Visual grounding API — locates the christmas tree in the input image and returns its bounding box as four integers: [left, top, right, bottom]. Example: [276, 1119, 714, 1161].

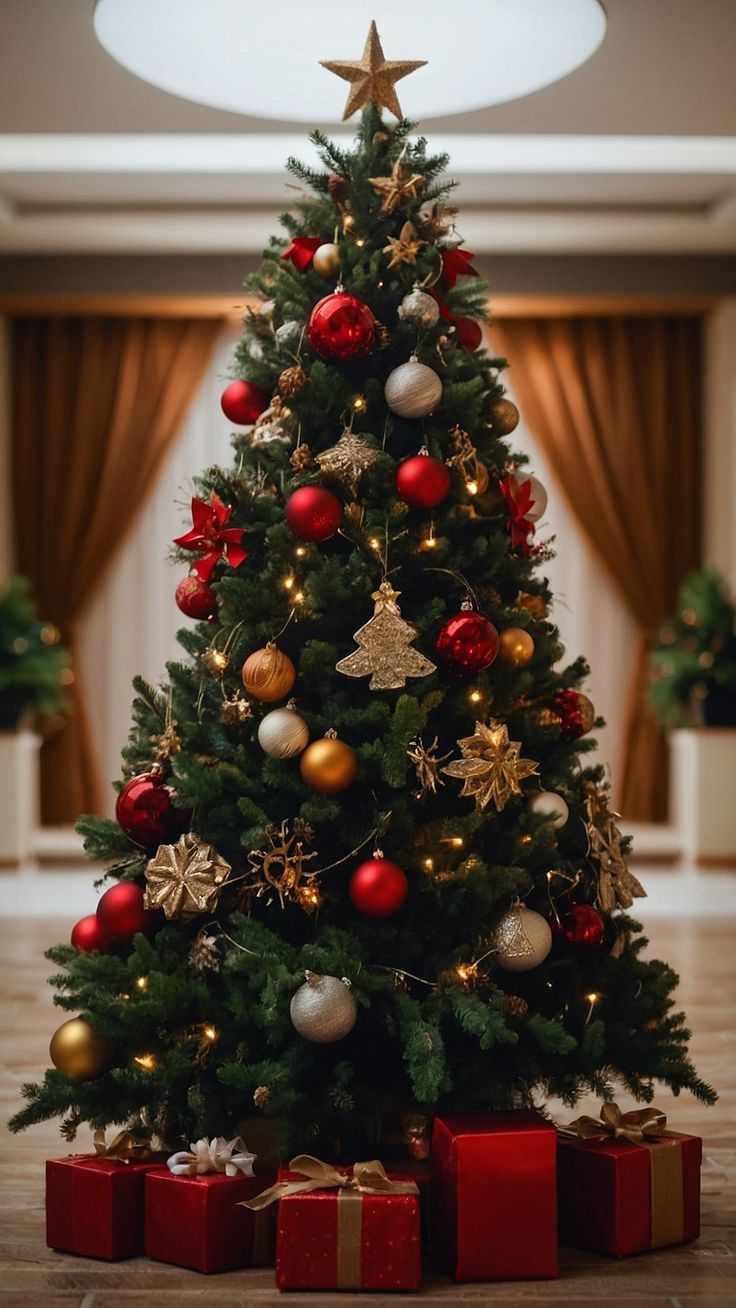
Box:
[11, 25, 714, 1157]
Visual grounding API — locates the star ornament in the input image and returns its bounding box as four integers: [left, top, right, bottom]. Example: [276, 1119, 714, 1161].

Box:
[383, 221, 425, 270]
[144, 833, 232, 919]
[369, 157, 424, 215]
[443, 719, 539, 813]
[321, 20, 426, 122]
[316, 432, 380, 499]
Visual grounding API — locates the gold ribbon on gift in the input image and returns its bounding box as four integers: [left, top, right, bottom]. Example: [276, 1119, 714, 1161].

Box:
[92, 1128, 157, 1164]
[243, 1155, 418, 1290]
[561, 1101, 684, 1249]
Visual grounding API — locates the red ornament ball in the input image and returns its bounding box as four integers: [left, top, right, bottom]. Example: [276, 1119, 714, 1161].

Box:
[96, 881, 159, 943]
[220, 380, 269, 426]
[115, 771, 189, 848]
[395, 454, 451, 510]
[436, 610, 500, 674]
[454, 317, 483, 352]
[551, 689, 595, 739]
[349, 858, 408, 918]
[175, 574, 217, 621]
[286, 485, 343, 542]
[307, 292, 375, 361]
[554, 903, 606, 950]
[71, 914, 113, 954]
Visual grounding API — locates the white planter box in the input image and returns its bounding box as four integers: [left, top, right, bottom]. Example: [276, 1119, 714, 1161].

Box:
[0, 730, 41, 867]
[670, 728, 736, 867]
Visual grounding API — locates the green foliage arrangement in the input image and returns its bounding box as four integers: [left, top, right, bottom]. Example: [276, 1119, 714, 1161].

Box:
[649, 569, 736, 727]
[0, 575, 69, 729]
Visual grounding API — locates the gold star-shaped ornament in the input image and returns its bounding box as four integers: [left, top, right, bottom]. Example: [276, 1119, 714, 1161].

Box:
[443, 719, 538, 813]
[369, 157, 424, 215]
[383, 221, 425, 270]
[321, 20, 426, 121]
[144, 833, 232, 919]
[316, 433, 380, 499]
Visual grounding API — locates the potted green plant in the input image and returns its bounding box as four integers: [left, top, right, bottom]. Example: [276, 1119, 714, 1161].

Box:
[649, 568, 736, 728]
[0, 576, 69, 729]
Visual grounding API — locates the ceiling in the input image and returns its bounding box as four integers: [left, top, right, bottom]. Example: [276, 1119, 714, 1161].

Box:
[0, 0, 735, 257]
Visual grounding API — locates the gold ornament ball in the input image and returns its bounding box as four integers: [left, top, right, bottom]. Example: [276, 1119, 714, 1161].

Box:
[313, 243, 342, 279]
[498, 627, 535, 667]
[489, 398, 520, 434]
[300, 736, 358, 794]
[491, 905, 552, 973]
[242, 645, 296, 703]
[290, 973, 358, 1044]
[49, 1016, 114, 1081]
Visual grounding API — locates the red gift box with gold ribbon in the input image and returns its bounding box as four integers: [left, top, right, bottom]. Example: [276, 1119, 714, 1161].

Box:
[244, 1155, 421, 1292]
[46, 1131, 163, 1260]
[557, 1102, 702, 1257]
[430, 1111, 558, 1281]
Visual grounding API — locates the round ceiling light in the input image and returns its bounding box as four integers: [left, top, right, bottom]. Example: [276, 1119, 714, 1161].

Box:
[94, 0, 606, 124]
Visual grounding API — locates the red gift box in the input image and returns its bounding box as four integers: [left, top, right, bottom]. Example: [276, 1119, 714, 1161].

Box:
[46, 1154, 161, 1260]
[430, 1111, 558, 1281]
[558, 1118, 702, 1257]
[251, 1158, 421, 1291]
[144, 1167, 274, 1273]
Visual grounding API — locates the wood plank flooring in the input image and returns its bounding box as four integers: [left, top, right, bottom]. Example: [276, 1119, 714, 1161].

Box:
[1, 916, 734, 1306]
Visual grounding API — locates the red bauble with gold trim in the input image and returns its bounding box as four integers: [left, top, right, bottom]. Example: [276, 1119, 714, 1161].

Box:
[175, 574, 217, 621]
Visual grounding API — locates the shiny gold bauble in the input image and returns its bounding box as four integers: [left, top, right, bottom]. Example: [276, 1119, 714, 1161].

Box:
[517, 591, 547, 621]
[489, 398, 520, 434]
[490, 905, 552, 973]
[300, 735, 358, 794]
[242, 644, 296, 703]
[49, 1016, 114, 1081]
[498, 627, 535, 667]
[313, 243, 342, 279]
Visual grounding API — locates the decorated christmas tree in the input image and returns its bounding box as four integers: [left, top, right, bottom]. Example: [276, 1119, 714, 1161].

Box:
[11, 25, 714, 1160]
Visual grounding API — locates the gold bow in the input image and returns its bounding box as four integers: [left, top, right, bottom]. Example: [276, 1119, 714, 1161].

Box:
[563, 1101, 667, 1146]
[93, 1129, 156, 1164]
[243, 1154, 418, 1210]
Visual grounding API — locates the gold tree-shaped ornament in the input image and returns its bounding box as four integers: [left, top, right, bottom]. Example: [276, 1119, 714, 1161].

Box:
[336, 580, 436, 691]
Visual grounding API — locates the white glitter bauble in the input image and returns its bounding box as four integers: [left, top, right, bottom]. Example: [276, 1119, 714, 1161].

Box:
[290, 973, 358, 1043]
[527, 791, 569, 828]
[398, 287, 440, 331]
[490, 905, 552, 973]
[512, 472, 548, 523]
[257, 707, 309, 759]
[384, 359, 443, 419]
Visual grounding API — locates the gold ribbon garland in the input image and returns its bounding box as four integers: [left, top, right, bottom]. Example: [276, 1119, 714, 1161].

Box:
[243, 1155, 418, 1290]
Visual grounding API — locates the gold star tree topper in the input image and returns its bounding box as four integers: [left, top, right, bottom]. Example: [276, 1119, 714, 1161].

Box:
[443, 719, 539, 813]
[321, 20, 426, 121]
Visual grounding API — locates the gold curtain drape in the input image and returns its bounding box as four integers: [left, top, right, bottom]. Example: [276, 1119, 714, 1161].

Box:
[490, 315, 703, 821]
[12, 316, 223, 824]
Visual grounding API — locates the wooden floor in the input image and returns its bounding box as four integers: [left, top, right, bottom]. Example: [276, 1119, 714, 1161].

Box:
[1, 917, 734, 1307]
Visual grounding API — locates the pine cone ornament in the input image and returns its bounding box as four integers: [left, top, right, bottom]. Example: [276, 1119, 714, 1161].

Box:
[279, 365, 307, 397]
[188, 930, 222, 976]
[503, 993, 529, 1020]
[253, 1085, 271, 1109]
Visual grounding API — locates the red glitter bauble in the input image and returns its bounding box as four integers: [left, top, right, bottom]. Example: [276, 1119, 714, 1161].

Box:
[286, 485, 343, 542]
[175, 574, 216, 621]
[307, 292, 375, 361]
[115, 771, 189, 848]
[71, 914, 113, 954]
[96, 881, 159, 943]
[551, 689, 595, 739]
[395, 454, 451, 509]
[220, 380, 269, 426]
[436, 611, 500, 674]
[349, 858, 408, 918]
[554, 903, 606, 950]
[455, 317, 483, 352]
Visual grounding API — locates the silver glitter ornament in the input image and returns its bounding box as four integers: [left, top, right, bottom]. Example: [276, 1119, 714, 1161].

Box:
[489, 904, 552, 973]
[398, 285, 440, 331]
[289, 972, 358, 1043]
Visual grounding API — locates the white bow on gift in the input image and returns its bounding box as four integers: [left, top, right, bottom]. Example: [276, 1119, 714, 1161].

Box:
[167, 1136, 256, 1178]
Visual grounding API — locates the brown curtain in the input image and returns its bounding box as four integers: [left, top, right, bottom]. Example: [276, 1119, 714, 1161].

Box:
[12, 316, 223, 824]
[490, 316, 703, 821]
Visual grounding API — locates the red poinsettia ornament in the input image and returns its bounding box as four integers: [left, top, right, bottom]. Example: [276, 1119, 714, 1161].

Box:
[173, 492, 247, 582]
[499, 476, 536, 556]
[281, 236, 323, 272]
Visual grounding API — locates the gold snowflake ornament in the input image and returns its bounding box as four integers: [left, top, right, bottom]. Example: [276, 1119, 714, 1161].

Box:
[443, 719, 539, 813]
[144, 833, 232, 919]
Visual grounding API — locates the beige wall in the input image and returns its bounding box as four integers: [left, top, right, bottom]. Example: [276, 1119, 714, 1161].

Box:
[704, 300, 736, 588]
[0, 318, 12, 579]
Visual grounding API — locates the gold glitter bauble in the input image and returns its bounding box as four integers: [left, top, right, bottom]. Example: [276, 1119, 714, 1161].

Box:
[278, 365, 307, 397]
[242, 644, 296, 702]
[313, 242, 342, 278]
[498, 627, 535, 667]
[489, 398, 520, 434]
[50, 1017, 114, 1081]
[290, 972, 357, 1043]
[300, 735, 358, 794]
[490, 904, 552, 973]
